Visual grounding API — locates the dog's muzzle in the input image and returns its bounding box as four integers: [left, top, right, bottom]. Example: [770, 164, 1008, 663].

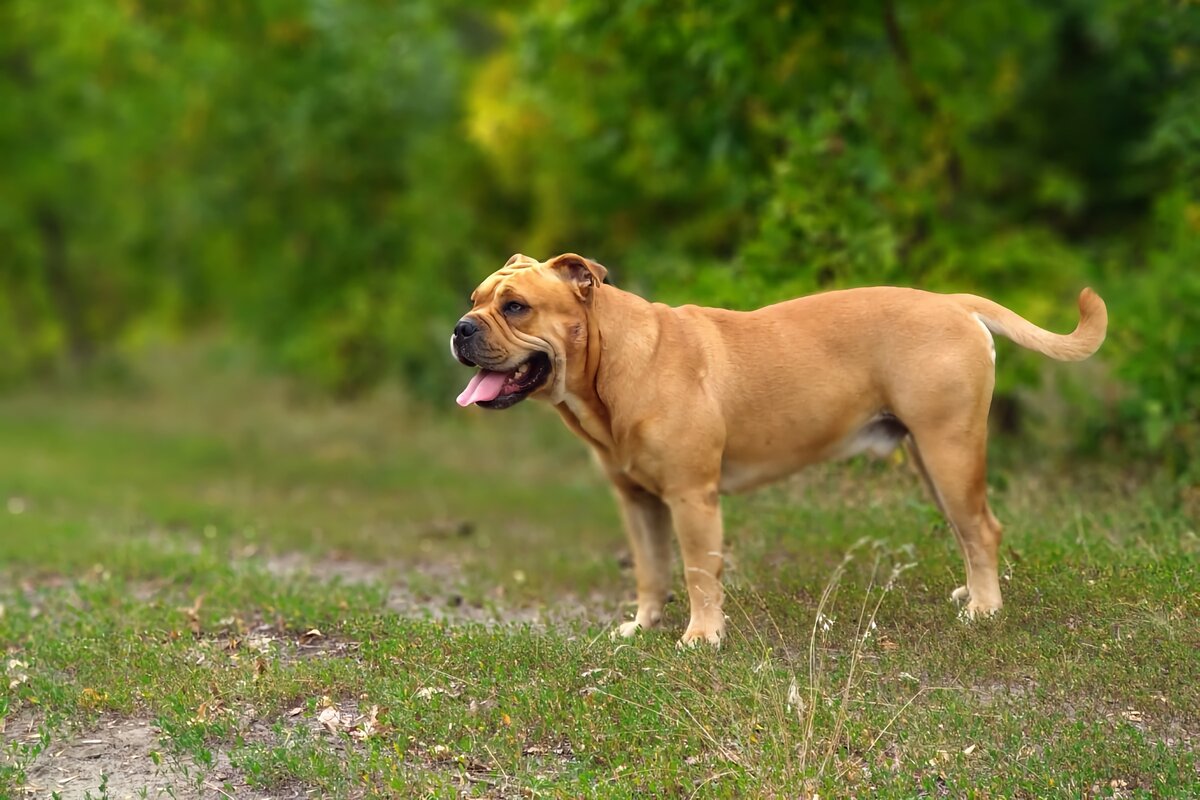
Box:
[451, 317, 480, 367]
[451, 315, 552, 409]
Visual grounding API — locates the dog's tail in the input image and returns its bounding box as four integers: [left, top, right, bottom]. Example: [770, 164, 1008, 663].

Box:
[953, 288, 1108, 362]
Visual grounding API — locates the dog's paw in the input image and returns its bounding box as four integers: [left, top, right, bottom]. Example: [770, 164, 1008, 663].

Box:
[950, 585, 970, 604]
[958, 600, 1001, 622]
[610, 608, 664, 640]
[677, 623, 724, 649]
[612, 620, 645, 640]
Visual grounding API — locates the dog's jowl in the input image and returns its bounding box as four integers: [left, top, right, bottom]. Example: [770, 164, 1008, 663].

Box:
[451, 253, 1107, 646]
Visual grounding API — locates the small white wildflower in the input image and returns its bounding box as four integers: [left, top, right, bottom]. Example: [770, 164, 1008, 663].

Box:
[786, 677, 805, 716]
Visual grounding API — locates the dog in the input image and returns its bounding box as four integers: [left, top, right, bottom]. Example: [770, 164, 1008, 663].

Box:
[451, 253, 1107, 646]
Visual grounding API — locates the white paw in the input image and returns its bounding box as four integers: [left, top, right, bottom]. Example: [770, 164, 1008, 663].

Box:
[958, 601, 1001, 622]
[612, 620, 644, 640]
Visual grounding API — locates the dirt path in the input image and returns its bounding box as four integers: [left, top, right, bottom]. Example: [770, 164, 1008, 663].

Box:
[6, 711, 294, 800]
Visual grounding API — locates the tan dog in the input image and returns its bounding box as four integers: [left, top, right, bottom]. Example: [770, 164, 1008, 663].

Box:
[451, 253, 1107, 646]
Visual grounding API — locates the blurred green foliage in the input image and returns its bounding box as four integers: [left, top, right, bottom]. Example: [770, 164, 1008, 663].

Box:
[0, 0, 1197, 470]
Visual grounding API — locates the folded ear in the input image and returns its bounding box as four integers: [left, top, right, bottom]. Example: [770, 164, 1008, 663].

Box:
[547, 253, 608, 301]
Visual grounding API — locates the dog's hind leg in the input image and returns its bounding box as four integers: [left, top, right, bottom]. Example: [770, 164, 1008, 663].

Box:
[905, 437, 970, 603]
[611, 481, 674, 638]
[907, 425, 1004, 619]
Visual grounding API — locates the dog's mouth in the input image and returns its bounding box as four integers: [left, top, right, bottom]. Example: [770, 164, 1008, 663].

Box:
[455, 352, 551, 410]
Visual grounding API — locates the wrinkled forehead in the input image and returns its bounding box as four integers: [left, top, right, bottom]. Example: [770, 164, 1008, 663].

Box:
[470, 261, 556, 305]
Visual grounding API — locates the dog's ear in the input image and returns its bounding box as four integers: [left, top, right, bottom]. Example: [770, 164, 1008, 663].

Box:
[547, 253, 607, 301]
[595, 258, 614, 286]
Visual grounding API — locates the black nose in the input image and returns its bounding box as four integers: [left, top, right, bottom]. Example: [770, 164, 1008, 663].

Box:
[454, 318, 479, 339]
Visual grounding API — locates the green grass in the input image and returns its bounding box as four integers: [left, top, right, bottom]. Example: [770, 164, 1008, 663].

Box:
[1, 343, 1198, 798]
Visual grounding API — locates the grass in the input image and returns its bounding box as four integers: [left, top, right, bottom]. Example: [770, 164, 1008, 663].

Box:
[1, 342, 1197, 798]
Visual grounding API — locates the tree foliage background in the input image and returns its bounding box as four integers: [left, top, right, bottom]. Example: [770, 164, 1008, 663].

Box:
[1, 0, 1197, 471]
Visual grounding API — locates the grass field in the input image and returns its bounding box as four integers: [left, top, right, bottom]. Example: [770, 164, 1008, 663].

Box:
[1, 344, 1198, 798]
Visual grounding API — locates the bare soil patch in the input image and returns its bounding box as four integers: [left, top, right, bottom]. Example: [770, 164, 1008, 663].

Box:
[7, 713, 300, 800]
[260, 550, 616, 627]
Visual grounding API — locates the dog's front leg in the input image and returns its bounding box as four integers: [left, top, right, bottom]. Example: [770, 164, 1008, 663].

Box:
[611, 482, 673, 638]
[665, 487, 726, 647]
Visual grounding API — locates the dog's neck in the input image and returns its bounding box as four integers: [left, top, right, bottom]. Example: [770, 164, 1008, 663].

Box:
[555, 284, 658, 453]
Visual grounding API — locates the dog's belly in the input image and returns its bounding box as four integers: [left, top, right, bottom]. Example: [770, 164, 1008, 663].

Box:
[718, 459, 799, 494]
[718, 414, 909, 494]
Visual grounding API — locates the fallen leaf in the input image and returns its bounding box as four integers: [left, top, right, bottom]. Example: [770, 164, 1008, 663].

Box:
[177, 595, 205, 635]
[247, 634, 275, 653]
[963, 744, 977, 756]
[468, 698, 495, 715]
[350, 704, 385, 741]
[317, 706, 341, 734]
[80, 687, 107, 708]
[6, 659, 28, 690]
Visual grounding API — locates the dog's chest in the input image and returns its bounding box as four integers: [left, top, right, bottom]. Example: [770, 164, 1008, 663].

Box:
[562, 395, 614, 449]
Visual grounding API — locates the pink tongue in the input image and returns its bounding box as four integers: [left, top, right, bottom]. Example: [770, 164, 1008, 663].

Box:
[456, 370, 508, 407]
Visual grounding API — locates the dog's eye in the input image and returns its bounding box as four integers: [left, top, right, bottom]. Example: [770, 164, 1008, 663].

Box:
[503, 301, 528, 315]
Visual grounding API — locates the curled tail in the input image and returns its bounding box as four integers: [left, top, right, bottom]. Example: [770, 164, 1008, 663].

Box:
[953, 288, 1108, 362]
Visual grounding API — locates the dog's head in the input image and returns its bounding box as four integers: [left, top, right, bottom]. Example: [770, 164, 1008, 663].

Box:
[451, 253, 608, 409]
